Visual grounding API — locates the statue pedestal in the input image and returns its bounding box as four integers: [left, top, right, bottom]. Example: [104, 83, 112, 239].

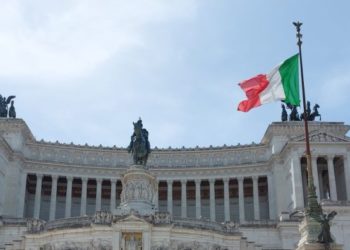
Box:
[296, 217, 343, 250]
[296, 243, 343, 250]
[298, 216, 321, 246]
[116, 165, 157, 216]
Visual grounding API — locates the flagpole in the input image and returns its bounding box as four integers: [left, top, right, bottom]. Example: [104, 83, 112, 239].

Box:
[293, 21, 322, 243]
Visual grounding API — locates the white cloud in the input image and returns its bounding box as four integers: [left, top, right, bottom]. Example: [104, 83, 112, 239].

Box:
[0, 0, 196, 80]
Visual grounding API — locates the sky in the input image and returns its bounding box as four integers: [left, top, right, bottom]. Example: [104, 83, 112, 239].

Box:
[1, 0, 350, 148]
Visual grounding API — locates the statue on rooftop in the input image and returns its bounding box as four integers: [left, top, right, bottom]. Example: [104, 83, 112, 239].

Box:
[8, 101, 16, 118]
[281, 104, 288, 121]
[127, 118, 151, 166]
[301, 101, 321, 121]
[309, 103, 321, 121]
[288, 104, 300, 121]
[0, 95, 16, 118]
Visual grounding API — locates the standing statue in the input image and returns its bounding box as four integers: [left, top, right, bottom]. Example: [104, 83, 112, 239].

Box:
[317, 211, 337, 243]
[8, 101, 16, 118]
[281, 104, 288, 121]
[127, 118, 151, 166]
[288, 104, 300, 121]
[0, 95, 16, 118]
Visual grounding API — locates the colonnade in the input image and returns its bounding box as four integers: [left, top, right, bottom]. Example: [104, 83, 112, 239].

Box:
[164, 175, 274, 223]
[291, 154, 350, 209]
[21, 173, 274, 223]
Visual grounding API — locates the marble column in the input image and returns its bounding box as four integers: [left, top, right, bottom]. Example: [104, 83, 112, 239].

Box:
[34, 174, 43, 219]
[311, 156, 320, 202]
[223, 178, 230, 222]
[80, 177, 88, 216]
[252, 176, 260, 220]
[290, 153, 304, 209]
[65, 176, 73, 218]
[49, 175, 58, 221]
[155, 180, 159, 211]
[167, 180, 173, 214]
[267, 174, 276, 220]
[110, 179, 117, 212]
[96, 178, 102, 211]
[209, 179, 216, 222]
[327, 155, 337, 201]
[344, 153, 350, 201]
[181, 180, 187, 218]
[238, 176, 245, 223]
[17, 172, 27, 217]
[143, 231, 151, 250]
[112, 231, 121, 250]
[318, 171, 324, 199]
[195, 179, 201, 219]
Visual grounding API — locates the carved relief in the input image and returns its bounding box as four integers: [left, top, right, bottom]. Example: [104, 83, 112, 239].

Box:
[121, 179, 155, 203]
[42, 239, 112, 250]
[27, 218, 45, 233]
[166, 240, 228, 250]
[92, 211, 113, 225]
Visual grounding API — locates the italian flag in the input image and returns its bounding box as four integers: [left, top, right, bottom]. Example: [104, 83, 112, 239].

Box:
[237, 54, 300, 112]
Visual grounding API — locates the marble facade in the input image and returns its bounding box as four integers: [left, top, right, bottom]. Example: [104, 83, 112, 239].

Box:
[0, 119, 350, 249]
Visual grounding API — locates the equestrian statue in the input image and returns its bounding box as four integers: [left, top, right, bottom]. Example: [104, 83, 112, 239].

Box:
[127, 118, 151, 166]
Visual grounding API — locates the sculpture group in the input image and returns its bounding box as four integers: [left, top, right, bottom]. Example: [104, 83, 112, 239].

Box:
[281, 101, 320, 122]
[0, 94, 16, 118]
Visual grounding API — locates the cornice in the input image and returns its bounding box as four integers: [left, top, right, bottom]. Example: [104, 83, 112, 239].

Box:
[24, 142, 270, 169]
[261, 121, 350, 144]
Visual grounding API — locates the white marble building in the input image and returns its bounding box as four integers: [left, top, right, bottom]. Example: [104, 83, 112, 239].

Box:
[0, 118, 350, 250]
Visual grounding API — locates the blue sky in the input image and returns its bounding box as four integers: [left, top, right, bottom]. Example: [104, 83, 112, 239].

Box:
[1, 0, 350, 148]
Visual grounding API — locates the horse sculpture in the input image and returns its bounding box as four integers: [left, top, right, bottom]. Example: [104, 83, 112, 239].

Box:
[309, 104, 321, 121]
[127, 118, 151, 166]
[300, 101, 321, 121]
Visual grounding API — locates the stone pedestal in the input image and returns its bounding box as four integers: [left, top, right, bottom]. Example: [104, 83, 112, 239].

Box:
[296, 243, 343, 250]
[116, 165, 157, 216]
[297, 217, 343, 250]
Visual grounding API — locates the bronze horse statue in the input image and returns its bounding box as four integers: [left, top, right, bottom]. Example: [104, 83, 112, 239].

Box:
[127, 118, 151, 166]
[301, 101, 321, 121]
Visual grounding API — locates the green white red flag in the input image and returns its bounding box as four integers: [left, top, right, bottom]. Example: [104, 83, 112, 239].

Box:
[237, 54, 300, 112]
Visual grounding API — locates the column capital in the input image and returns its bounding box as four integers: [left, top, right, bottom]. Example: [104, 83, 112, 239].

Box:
[66, 176, 74, 182]
[209, 178, 216, 184]
[222, 177, 229, 183]
[111, 178, 117, 184]
[311, 155, 318, 160]
[181, 179, 187, 185]
[81, 177, 88, 182]
[237, 176, 244, 182]
[96, 178, 103, 183]
[252, 176, 259, 182]
[327, 154, 335, 160]
[195, 179, 202, 185]
[36, 173, 43, 179]
[51, 175, 59, 181]
[167, 179, 173, 185]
